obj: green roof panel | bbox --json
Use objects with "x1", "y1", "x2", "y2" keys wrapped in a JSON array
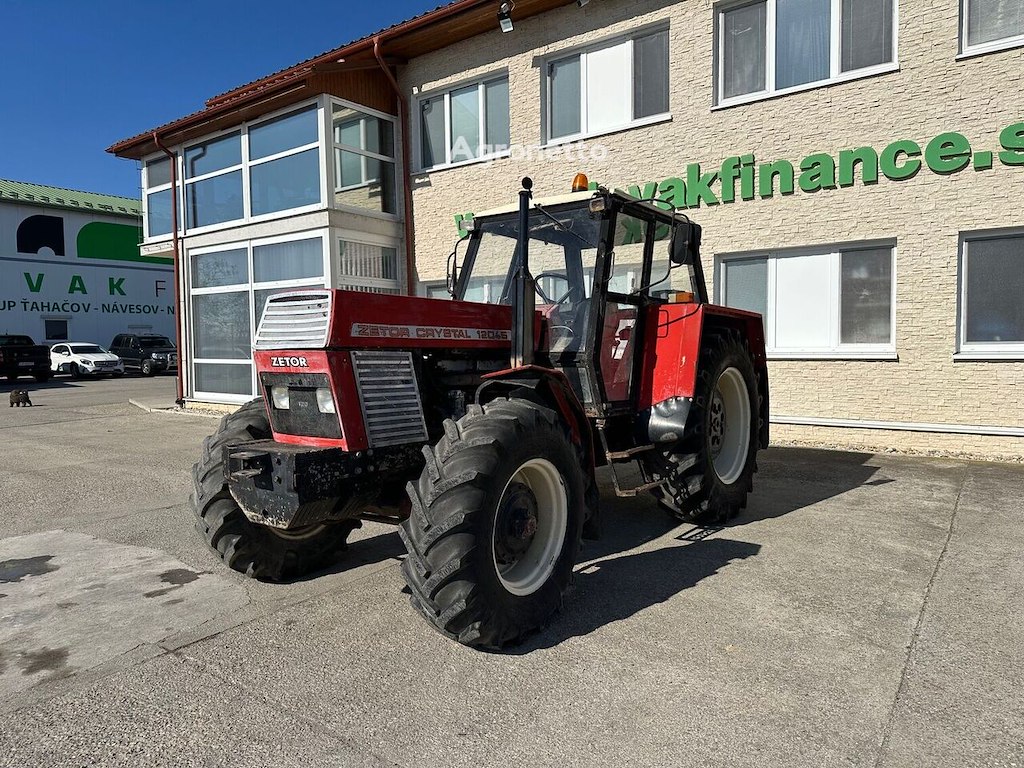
[{"x1": 0, "y1": 178, "x2": 142, "y2": 218}]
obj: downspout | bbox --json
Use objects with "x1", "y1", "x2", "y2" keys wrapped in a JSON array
[
  {"x1": 373, "y1": 36, "x2": 417, "y2": 295},
  {"x1": 152, "y1": 132, "x2": 186, "y2": 406}
]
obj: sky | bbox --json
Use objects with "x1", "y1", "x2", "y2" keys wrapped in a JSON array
[{"x1": 0, "y1": 0, "x2": 441, "y2": 200}]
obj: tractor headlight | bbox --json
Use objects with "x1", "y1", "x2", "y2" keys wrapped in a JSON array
[
  {"x1": 315, "y1": 387, "x2": 336, "y2": 414},
  {"x1": 271, "y1": 385, "x2": 290, "y2": 410}
]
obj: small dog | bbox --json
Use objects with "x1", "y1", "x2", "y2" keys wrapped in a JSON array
[{"x1": 9, "y1": 390, "x2": 32, "y2": 407}]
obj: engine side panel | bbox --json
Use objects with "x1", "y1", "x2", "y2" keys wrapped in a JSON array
[{"x1": 328, "y1": 291, "x2": 522, "y2": 349}]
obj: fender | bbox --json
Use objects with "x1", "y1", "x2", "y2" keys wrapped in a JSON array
[{"x1": 638, "y1": 303, "x2": 770, "y2": 449}]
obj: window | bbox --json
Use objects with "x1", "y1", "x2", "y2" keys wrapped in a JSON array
[
  {"x1": 717, "y1": 0, "x2": 895, "y2": 105},
  {"x1": 144, "y1": 156, "x2": 176, "y2": 238},
  {"x1": 418, "y1": 75, "x2": 510, "y2": 169},
  {"x1": 959, "y1": 232, "x2": 1024, "y2": 356},
  {"x1": 719, "y1": 244, "x2": 895, "y2": 357},
  {"x1": 184, "y1": 132, "x2": 244, "y2": 229},
  {"x1": 188, "y1": 233, "x2": 328, "y2": 400},
  {"x1": 332, "y1": 102, "x2": 398, "y2": 215},
  {"x1": 336, "y1": 239, "x2": 402, "y2": 294},
  {"x1": 44, "y1": 320, "x2": 69, "y2": 342},
  {"x1": 249, "y1": 106, "x2": 321, "y2": 216},
  {"x1": 962, "y1": 0, "x2": 1024, "y2": 54},
  {"x1": 143, "y1": 100, "x2": 325, "y2": 239},
  {"x1": 547, "y1": 29, "x2": 669, "y2": 142}
]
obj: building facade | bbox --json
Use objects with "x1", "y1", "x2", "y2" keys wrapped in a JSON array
[
  {"x1": 112, "y1": 0, "x2": 1023, "y2": 459},
  {"x1": 0, "y1": 180, "x2": 173, "y2": 347}
]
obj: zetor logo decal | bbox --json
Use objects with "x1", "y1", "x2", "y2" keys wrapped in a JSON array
[
  {"x1": 351, "y1": 323, "x2": 511, "y2": 341},
  {"x1": 270, "y1": 356, "x2": 309, "y2": 367}
]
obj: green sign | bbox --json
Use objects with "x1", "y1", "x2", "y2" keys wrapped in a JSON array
[{"x1": 454, "y1": 122, "x2": 1024, "y2": 236}]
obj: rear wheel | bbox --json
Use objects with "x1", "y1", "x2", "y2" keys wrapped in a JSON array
[
  {"x1": 190, "y1": 398, "x2": 358, "y2": 581},
  {"x1": 399, "y1": 398, "x2": 585, "y2": 650},
  {"x1": 645, "y1": 331, "x2": 760, "y2": 525}
]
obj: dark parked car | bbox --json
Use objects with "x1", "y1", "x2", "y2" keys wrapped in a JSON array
[
  {"x1": 109, "y1": 334, "x2": 178, "y2": 376},
  {"x1": 0, "y1": 334, "x2": 52, "y2": 382}
]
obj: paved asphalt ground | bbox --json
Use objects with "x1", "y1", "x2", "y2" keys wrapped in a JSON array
[{"x1": 0, "y1": 375, "x2": 1021, "y2": 768}]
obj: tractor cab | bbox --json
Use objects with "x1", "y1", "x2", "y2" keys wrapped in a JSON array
[{"x1": 451, "y1": 180, "x2": 706, "y2": 416}]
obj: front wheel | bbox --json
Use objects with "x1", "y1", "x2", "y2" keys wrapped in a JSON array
[
  {"x1": 399, "y1": 398, "x2": 585, "y2": 650},
  {"x1": 645, "y1": 330, "x2": 761, "y2": 525},
  {"x1": 141, "y1": 359, "x2": 155, "y2": 376},
  {"x1": 34, "y1": 372, "x2": 51, "y2": 383},
  {"x1": 190, "y1": 398, "x2": 358, "y2": 581}
]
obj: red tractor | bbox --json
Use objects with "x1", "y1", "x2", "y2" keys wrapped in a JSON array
[{"x1": 191, "y1": 178, "x2": 768, "y2": 649}]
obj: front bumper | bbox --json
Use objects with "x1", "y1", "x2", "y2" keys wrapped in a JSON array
[
  {"x1": 225, "y1": 440, "x2": 421, "y2": 530},
  {"x1": 83, "y1": 363, "x2": 124, "y2": 375}
]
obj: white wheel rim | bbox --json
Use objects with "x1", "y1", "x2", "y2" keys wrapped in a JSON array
[
  {"x1": 709, "y1": 367, "x2": 751, "y2": 485},
  {"x1": 492, "y1": 458, "x2": 568, "y2": 597}
]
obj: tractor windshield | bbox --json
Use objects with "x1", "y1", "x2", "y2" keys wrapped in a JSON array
[{"x1": 457, "y1": 204, "x2": 601, "y2": 308}]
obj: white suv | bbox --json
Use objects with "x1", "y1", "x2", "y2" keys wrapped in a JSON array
[{"x1": 50, "y1": 343, "x2": 125, "y2": 378}]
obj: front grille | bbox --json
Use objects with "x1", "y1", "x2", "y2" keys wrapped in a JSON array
[
  {"x1": 351, "y1": 351, "x2": 428, "y2": 448},
  {"x1": 254, "y1": 290, "x2": 332, "y2": 351}
]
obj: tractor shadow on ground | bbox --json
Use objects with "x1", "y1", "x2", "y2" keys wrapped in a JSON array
[
  {"x1": 587, "y1": 445, "x2": 889, "y2": 558},
  {"x1": 512, "y1": 445, "x2": 892, "y2": 651},
  {"x1": 302, "y1": 524, "x2": 408, "y2": 582},
  {"x1": 513, "y1": 537, "x2": 763, "y2": 653},
  {"x1": 734, "y1": 445, "x2": 893, "y2": 525}
]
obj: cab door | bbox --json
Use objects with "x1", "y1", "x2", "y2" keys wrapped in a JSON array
[{"x1": 593, "y1": 210, "x2": 651, "y2": 407}]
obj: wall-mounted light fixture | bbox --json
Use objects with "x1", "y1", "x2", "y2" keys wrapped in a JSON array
[{"x1": 497, "y1": 1, "x2": 514, "y2": 33}]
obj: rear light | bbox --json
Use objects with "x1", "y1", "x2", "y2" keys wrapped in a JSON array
[
  {"x1": 315, "y1": 388, "x2": 336, "y2": 414},
  {"x1": 271, "y1": 385, "x2": 290, "y2": 410}
]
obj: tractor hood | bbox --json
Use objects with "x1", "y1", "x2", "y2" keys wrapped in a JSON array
[{"x1": 255, "y1": 289, "x2": 534, "y2": 352}]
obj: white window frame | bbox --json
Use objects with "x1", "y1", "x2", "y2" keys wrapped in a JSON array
[
  {"x1": 142, "y1": 156, "x2": 175, "y2": 241},
  {"x1": 957, "y1": 0, "x2": 1024, "y2": 58},
  {"x1": 414, "y1": 72, "x2": 511, "y2": 173},
  {"x1": 141, "y1": 98, "x2": 326, "y2": 243},
  {"x1": 247, "y1": 104, "x2": 323, "y2": 221},
  {"x1": 543, "y1": 26, "x2": 672, "y2": 146},
  {"x1": 328, "y1": 98, "x2": 401, "y2": 220},
  {"x1": 955, "y1": 230, "x2": 1024, "y2": 360},
  {"x1": 332, "y1": 229, "x2": 404, "y2": 295},
  {"x1": 716, "y1": 243, "x2": 898, "y2": 360},
  {"x1": 187, "y1": 230, "x2": 330, "y2": 403},
  {"x1": 714, "y1": 0, "x2": 899, "y2": 109},
  {"x1": 419, "y1": 280, "x2": 452, "y2": 299}
]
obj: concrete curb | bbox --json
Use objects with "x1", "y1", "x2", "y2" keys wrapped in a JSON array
[{"x1": 128, "y1": 399, "x2": 222, "y2": 418}]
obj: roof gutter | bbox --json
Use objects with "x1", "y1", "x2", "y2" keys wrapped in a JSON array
[
  {"x1": 374, "y1": 36, "x2": 417, "y2": 295},
  {"x1": 152, "y1": 132, "x2": 186, "y2": 407}
]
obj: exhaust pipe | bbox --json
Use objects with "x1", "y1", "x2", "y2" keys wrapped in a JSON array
[{"x1": 511, "y1": 177, "x2": 535, "y2": 368}]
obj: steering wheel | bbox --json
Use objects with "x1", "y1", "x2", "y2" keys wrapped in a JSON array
[{"x1": 534, "y1": 271, "x2": 572, "y2": 305}]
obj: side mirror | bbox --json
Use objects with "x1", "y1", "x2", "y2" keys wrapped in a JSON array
[
  {"x1": 446, "y1": 232, "x2": 470, "y2": 298},
  {"x1": 670, "y1": 221, "x2": 702, "y2": 265}
]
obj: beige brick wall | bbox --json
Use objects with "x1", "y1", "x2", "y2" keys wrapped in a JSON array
[{"x1": 399, "y1": 0, "x2": 1024, "y2": 459}]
